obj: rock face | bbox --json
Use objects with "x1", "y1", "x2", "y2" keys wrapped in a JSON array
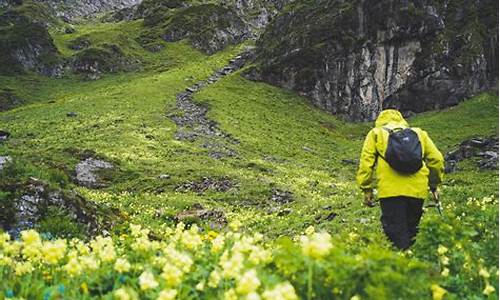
[
  {"x1": 1, "y1": 0, "x2": 143, "y2": 20},
  {"x1": 142, "y1": 4, "x2": 251, "y2": 55},
  {"x1": 250, "y1": 0, "x2": 498, "y2": 121},
  {"x1": 0, "y1": 3, "x2": 63, "y2": 76},
  {"x1": 222, "y1": 0, "x2": 294, "y2": 33}
]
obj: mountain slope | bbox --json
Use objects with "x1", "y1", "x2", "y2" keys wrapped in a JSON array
[{"x1": 0, "y1": 1, "x2": 498, "y2": 299}]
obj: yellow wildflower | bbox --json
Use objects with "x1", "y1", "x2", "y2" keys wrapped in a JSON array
[
  {"x1": 114, "y1": 288, "x2": 131, "y2": 300},
  {"x1": 305, "y1": 226, "x2": 315, "y2": 235},
  {"x1": 14, "y1": 261, "x2": 34, "y2": 276},
  {"x1": 224, "y1": 288, "x2": 238, "y2": 300},
  {"x1": 479, "y1": 267, "x2": 490, "y2": 278},
  {"x1": 64, "y1": 257, "x2": 83, "y2": 276},
  {"x1": 437, "y1": 245, "x2": 448, "y2": 255},
  {"x1": 220, "y1": 252, "x2": 244, "y2": 279},
  {"x1": 157, "y1": 289, "x2": 177, "y2": 300},
  {"x1": 76, "y1": 241, "x2": 90, "y2": 255},
  {"x1": 0, "y1": 232, "x2": 10, "y2": 247},
  {"x1": 181, "y1": 230, "x2": 202, "y2": 250},
  {"x1": 163, "y1": 247, "x2": 193, "y2": 272},
  {"x1": 208, "y1": 270, "x2": 221, "y2": 288},
  {"x1": 41, "y1": 239, "x2": 67, "y2": 265},
  {"x1": 300, "y1": 232, "x2": 332, "y2": 259},
  {"x1": 139, "y1": 271, "x2": 159, "y2": 290},
  {"x1": 80, "y1": 255, "x2": 99, "y2": 270},
  {"x1": 431, "y1": 284, "x2": 447, "y2": 300},
  {"x1": 483, "y1": 284, "x2": 495, "y2": 296},
  {"x1": 131, "y1": 236, "x2": 153, "y2": 252},
  {"x1": 114, "y1": 258, "x2": 131, "y2": 273},
  {"x1": 245, "y1": 292, "x2": 261, "y2": 300},
  {"x1": 195, "y1": 281, "x2": 205, "y2": 291},
  {"x1": 130, "y1": 224, "x2": 143, "y2": 237},
  {"x1": 248, "y1": 246, "x2": 272, "y2": 265},
  {"x1": 262, "y1": 282, "x2": 298, "y2": 300},
  {"x1": 211, "y1": 235, "x2": 225, "y2": 253},
  {"x1": 0, "y1": 254, "x2": 13, "y2": 266},
  {"x1": 229, "y1": 220, "x2": 242, "y2": 231},
  {"x1": 440, "y1": 268, "x2": 449, "y2": 277},
  {"x1": 21, "y1": 230, "x2": 41, "y2": 246},
  {"x1": 207, "y1": 230, "x2": 218, "y2": 240},
  {"x1": 81, "y1": 282, "x2": 89, "y2": 294},
  {"x1": 3, "y1": 241, "x2": 22, "y2": 256},
  {"x1": 161, "y1": 264, "x2": 183, "y2": 287},
  {"x1": 236, "y1": 269, "x2": 261, "y2": 295}
]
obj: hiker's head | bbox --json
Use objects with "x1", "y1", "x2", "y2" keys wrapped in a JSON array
[{"x1": 375, "y1": 109, "x2": 409, "y2": 128}]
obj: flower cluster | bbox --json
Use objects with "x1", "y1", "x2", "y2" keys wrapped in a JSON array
[{"x1": 0, "y1": 224, "x2": 296, "y2": 299}]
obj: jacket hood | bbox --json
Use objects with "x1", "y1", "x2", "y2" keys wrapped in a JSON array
[{"x1": 375, "y1": 109, "x2": 409, "y2": 128}]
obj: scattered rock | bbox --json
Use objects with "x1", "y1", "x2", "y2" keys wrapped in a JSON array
[
  {"x1": 176, "y1": 177, "x2": 235, "y2": 194},
  {"x1": 67, "y1": 112, "x2": 78, "y2": 117},
  {"x1": 64, "y1": 26, "x2": 76, "y2": 34},
  {"x1": 277, "y1": 208, "x2": 293, "y2": 216},
  {"x1": 324, "y1": 212, "x2": 338, "y2": 221},
  {"x1": 270, "y1": 188, "x2": 294, "y2": 204},
  {"x1": 0, "y1": 130, "x2": 10, "y2": 141},
  {"x1": 0, "y1": 88, "x2": 24, "y2": 111},
  {"x1": 0, "y1": 156, "x2": 12, "y2": 170},
  {"x1": 68, "y1": 36, "x2": 91, "y2": 50},
  {"x1": 75, "y1": 157, "x2": 114, "y2": 188},
  {"x1": 174, "y1": 204, "x2": 227, "y2": 230},
  {"x1": 445, "y1": 137, "x2": 499, "y2": 172},
  {"x1": 1, "y1": 177, "x2": 122, "y2": 238},
  {"x1": 202, "y1": 142, "x2": 238, "y2": 159},
  {"x1": 158, "y1": 174, "x2": 171, "y2": 180},
  {"x1": 358, "y1": 218, "x2": 370, "y2": 225},
  {"x1": 341, "y1": 159, "x2": 359, "y2": 165}
]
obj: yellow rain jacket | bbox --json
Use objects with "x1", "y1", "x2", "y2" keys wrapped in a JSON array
[{"x1": 356, "y1": 110, "x2": 444, "y2": 200}]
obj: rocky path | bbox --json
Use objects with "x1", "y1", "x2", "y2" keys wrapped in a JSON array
[{"x1": 169, "y1": 49, "x2": 254, "y2": 159}]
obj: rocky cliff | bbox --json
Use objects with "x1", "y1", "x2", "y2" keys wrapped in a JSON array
[
  {"x1": 0, "y1": 2, "x2": 63, "y2": 76},
  {"x1": 0, "y1": 0, "x2": 142, "y2": 20},
  {"x1": 248, "y1": 0, "x2": 498, "y2": 121}
]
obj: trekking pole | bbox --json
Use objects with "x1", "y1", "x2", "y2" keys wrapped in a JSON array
[{"x1": 427, "y1": 190, "x2": 443, "y2": 216}]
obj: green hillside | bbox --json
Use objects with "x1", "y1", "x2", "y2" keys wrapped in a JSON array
[{"x1": 0, "y1": 11, "x2": 498, "y2": 300}]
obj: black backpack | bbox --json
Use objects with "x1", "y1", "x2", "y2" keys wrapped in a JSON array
[{"x1": 378, "y1": 127, "x2": 423, "y2": 174}]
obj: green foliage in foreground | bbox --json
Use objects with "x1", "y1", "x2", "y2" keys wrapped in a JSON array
[{"x1": 0, "y1": 18, "x2": 498, "y2": 299}]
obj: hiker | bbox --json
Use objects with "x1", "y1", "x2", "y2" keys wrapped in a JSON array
[{"x1": 356, "y1": 109, "x2": 444, "y2": 250}]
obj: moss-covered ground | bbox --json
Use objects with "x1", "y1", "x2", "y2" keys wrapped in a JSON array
[{"x1": 0, "y1": 17, "x2": 498, "y2": 299}]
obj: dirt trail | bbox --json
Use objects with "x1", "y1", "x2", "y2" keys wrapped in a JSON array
[{"x1": 169, "y1": 49, "x2": 254, "y2": 159}]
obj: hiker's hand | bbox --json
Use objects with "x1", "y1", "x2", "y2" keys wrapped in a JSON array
[{"x1": 363, "y1": 189, "x2": 376, "y2": 207}]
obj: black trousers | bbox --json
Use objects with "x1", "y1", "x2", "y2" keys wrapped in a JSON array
[{"x1": 379, "y1": 197, "x2": 424, "y2": 250}]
